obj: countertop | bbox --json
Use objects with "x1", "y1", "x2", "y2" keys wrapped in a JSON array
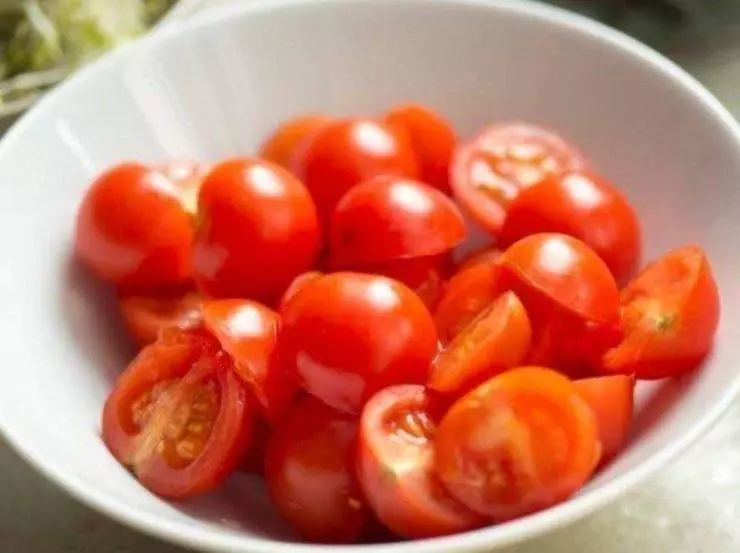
[{"x1": 4, "y1": 2, "x2": 740, "y2": 551}]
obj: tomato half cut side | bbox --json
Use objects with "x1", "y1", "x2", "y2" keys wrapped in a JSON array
[
  {"x1": 435, "y1": 367, "x2": 601, "y2": 520},
  {"x1": 265, "y1": 397, "x2": 368, "y2": 543},
  {"x1": 429, "y1": 291, "x2": 532, "y2": 396},
  {"x1": 603, "y1": 245, "x2": 720, "y2": 379},
  {"x1": 574, "y1": 375, "x2": 634, "y2": 460},
  {"x1": 118, "y1": 291, "x2": 204, "y2": 348},
  {"x1": 451, "y1": 123, "x2": 586, "y2": 235},
  {"x1": 357, "y1": 385, "x2": 483, "y2": 538},
  {"x1": 259, "y1": 115, "x2": 332, "y2": 169},
  {"x1": 102, "y1": 329, "x2": 254, "y2": 498},
  {"x1": 202, "y1": 299, "x2": 298, "y2": 423}
]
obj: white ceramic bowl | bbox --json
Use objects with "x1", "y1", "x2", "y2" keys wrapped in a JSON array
[{"x1": 0, "y1": 0, "x2": 739, "y2": 551}]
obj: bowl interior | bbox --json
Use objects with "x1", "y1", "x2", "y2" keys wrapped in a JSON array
[{"x1": 0, "y1": 0, "x2": 739, "y2": 551}]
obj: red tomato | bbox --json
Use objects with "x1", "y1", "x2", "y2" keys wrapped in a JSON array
[
  {"x1": 102, "y1": 329, "x2": 254, "y2": 498},
  {"x1": 603, "y1": 245, "x2": 720, "y2": 379},
  {"x1": 451, "y1": 123, "x2": 586, "y2": 235},
  {"x1": 291, "y1": 118, "x2": 418, "y2": 220},
  {"x1": 457, "y1": 245, "x2": 502, "y2": 272},
  {"x1": 357, "y1": 385, "x2": 482, "y2": 538},
  {"x1": 500, "y1": 170, "x2": 642, "y2": 284},
  {"x1": 118, "y1": 291, "x2": 204, "y2": 348},
  {"x1": 384, "y1": 104, "x2": 456, "y2": 194},
  {"x1": 75, "y1": 163, "x2": 194, "y2": 292},
  {"x1": 429, "y1": 292, "x2": 532, "y2": 396},
  {"x1": 435, "y1": 367, "x2": 601, "y2": 520},
  {"x1": 259, "y1": 116, "x2": 331, "y2": 169},
  {"x1": 574, "y1": 375, "x2": 634, "y2": 459},
  {"x1": 201, "y1": 299, "x2": 297, "y2": 423},
  {"x1": 192, "y1": 158, "x2": 320, "y2": 302},
  {"x1": 156, "y1": 160, "x2": 209, "y2": 216},
  {"x1": 329, "y1": 176, "x2": 466, "y2": 266},
  {"x1": 278, "y1": 271, "x2": 324, "y2": 313},
  {"x1": 265, "y1": 397, "x2": 368, "y2": 543},
  {"x1": 280, "y1": 272, "x2": 438, "y2": 413}
]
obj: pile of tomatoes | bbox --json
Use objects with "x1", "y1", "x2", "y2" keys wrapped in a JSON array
[{"x1": 74, "y1": 103, "x2": 720, "y2": 543}]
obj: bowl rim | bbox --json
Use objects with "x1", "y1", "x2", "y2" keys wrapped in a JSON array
[{"x1": 1, "y1": 0, "x2": 739, "y2": 551}]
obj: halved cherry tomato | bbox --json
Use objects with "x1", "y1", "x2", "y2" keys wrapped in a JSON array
[
  {"x1": 603, "y1": 245, "x2": 720, "y2": 379},
  {"x1": 192, "y1": 158, "x2": 320, "y2": 302},
  {"x1": 265, "y1": 396, "x2": 368, "y2": 543},
  {"x1": 280, "y1": 272, "x2": 438, "y2": 413},
  {"x1": 357, "y1": 385, "x2": 483, "y2": 538},
  {"x1": 451, "y1": 123, "x2": 586, "y2": 235},
  {"x1": 118, "y1": 291, "x2": 204, "y2": 348},
  {"x1": 574, "y1": 375, "x2": 634, "y2": 459},
  {"x1": 500, "y1": 170, "x2": 642, "y2": 284},
  {"x1": 259, "y1": 116, "x2": 331, "y2": 169},
  {"x1": 329, "y1": 176, "x2": 467, "y2": 266},
  {"x1": 435, "y1": 367, "x2": 601, "y2": 520},
  {"x1": 457, "y1": 245, "x2": 502, "y2": 272},
  {"x1": 75, "y1": 163, "x2": 194, "y2": 292},
  {"x1": 278, "y1": 271, "x2": 324, "y2": 313},
  {"x1": 384, "y1": 104, "x2": 456, "y2": 194},
  {"x1": 102, "y1": 329, "x2": 254, "y2": 498},
  {"x1": 291, "y1": 118, "x2": 418, "y2": 220},
  {"x1": 433, "y1": 261, "x2": 506, "y2": 345},
  {"x1": 201, "y1": 299, "x2": 297, "y2": 423},
  {"x1": 429, "y1": 292, "x2": 532, "y2": 396}
]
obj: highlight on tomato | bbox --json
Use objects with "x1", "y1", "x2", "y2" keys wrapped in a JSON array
[{"x1": 118, "y1": 291, "x2": 204, "y2": 348}]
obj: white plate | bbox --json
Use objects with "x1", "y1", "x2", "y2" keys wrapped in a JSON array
[{"x1": 0, "y1": 0, "x2": 739, "y2": 551}]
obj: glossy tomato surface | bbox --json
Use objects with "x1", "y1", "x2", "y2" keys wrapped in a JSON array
[
  {"x1": 102, "y1": 329, "x2": 254, "y2": 498},
  {"x1": 451, "y1": 123, "x2": 586, "y2": 235},
  {"x1": 604, "y1": 245, "x2": 720, "y2": 379},
  {"x1": 279, "y1": 272, "x2": 438, "y2": 413},
  {"x1": 357, "y1": 385, "x2": 482, "y2": 538},
  {"x1": 265, "y1": 397, "x2": 367, "y2": 543},
  {"x1": 435, "y1": 367, "x2": 601, "y2": 520},
  {"x1": 75, "y1": 163, "x2": 194, "y2": 292},
  {"x1": 192, "y1": 158, "x2": 320, "y2": 302},
  {"x1": 329, "y1": 175, "x2": 466, "y2": 266},
  {"x1": 500, "y1": 170, "x2": 642, "y2": 284},
  {"x1": 291, "y1": 118, "x2": 418, "y2": 220},
  {"x1": 119, "y1": 291, "x2": 204, "y2": 348},
  {"x1": 259, "y1": 115, "x2": 331, "y2": 169}
]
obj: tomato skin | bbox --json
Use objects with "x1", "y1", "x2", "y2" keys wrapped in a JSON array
[
  {"x1": 384, "y1": 104, "x2": 457, "y2": 194},
  {"x1": 279, "y1": 272, "x2": 438, "y2": 414},
  {"x1": 429, "y1": 291, "x2": 532, "y2": 396},
  {"x1": 102, "y1": 329, "x2": 254, "y2": 498},
  {"x1": 291, "y1": 118, "x2": 419, "y2": 220},
  {"x1": 118, "y1": 291, "x2": 204, "y2": 348},
  {"x1": 500, "y1": 170, "x2": 642, "y2": 284},
  {"x1": 329, "y1": 176, "x2": 466, "y2": 266},
  {"x1": 574, "y1": 375, "x2": 634, "y2": 460},
  {"x1": 451, "y1": 123, "x2": 586, "y2": 235},
  {"x1": 603, "y1": 245, "x2": 720, "y2": 379},
  {"x1": 75, "y1": 163, "x2": 193, "y2": 292},
  {"x1": 435, "y1": 367, "x2": 601, "y2": 520},
  {"x1": 457, "y1": 246, "x2": 502, "y2": 272},
  {"x1": 192, "y1": 158, "x2": 320, "y2": 302},
  {"x1": 265, "y1": 397, "x2": 368, "y2": 543},
  {"x1": 259, "y1": 116, "x2": 331, "y2": 169},
  {"x1": 357, "y1": 385, "x2": 483, "y2": 538},
  {"x1": 278, "y1": 271, "x2": 324, "y2": 314},
  {"x1": 202, "y1": 299, "x2": 298, "y2": 423}
]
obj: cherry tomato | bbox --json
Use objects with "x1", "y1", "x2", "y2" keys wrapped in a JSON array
[
  {"x1": 451, "y1": 123, "x2": 586, "y2": 235},
  {"x1": 278, "y1": 271, "x2": 324, "y2": 313},
  {"x1": 357, "y1": 385, "x2": 483, "y2": 538},
  {"x1": 435, "y1": 367, "x2": 601, "y2": 520},
  {"x1": 429, "y1": 292, "x2": 532, "y2": 396},
  {"x1": 118, "y1": 291, "x2": 204, "y2": 348},
  {"x1": 75, "y1": 163, "x2": 194, "y2": 292},
  {"x1": 384, "y1": 104, "x2": 456, "y2": 194},
  {"x1": 500, "y1": 170, "x2": 642, "y2": 284},
  {"x1": 291, "y1": 118, "x2": 418, "y2": 220},
  {"x1": 329, "y1": 176, "x2": 467, "y2": 266},
  {"x1": 265, "y1": 396, "x2": 368, "y2": 543},
  {"x1": 280, "y1": 272, "x2": 438, "y2": 413},
  {"x1": 102, "y1": 329, "x2": 254, "y2": 498},
  {"x1": 574, "y1": 375, "x2": 634, "y2": 459},
  {"x1": 202, "y1": 299, "x2": 298, "y2": 423},
  {"x1": 457, "y1": 245, "x2": 502, "y2": 272},
  {"x1": 192, "y1": 158, "x2": 320, "y2": 302},
  {"x1": 603, "y1": 245, "x2": 720, "y2": 379},
  {"x1": 259, "y1": 116, "x2": 331, "y2": 169},
  {"x1": 156, "y1": 160, "x2": 208, "y2": 215}
]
